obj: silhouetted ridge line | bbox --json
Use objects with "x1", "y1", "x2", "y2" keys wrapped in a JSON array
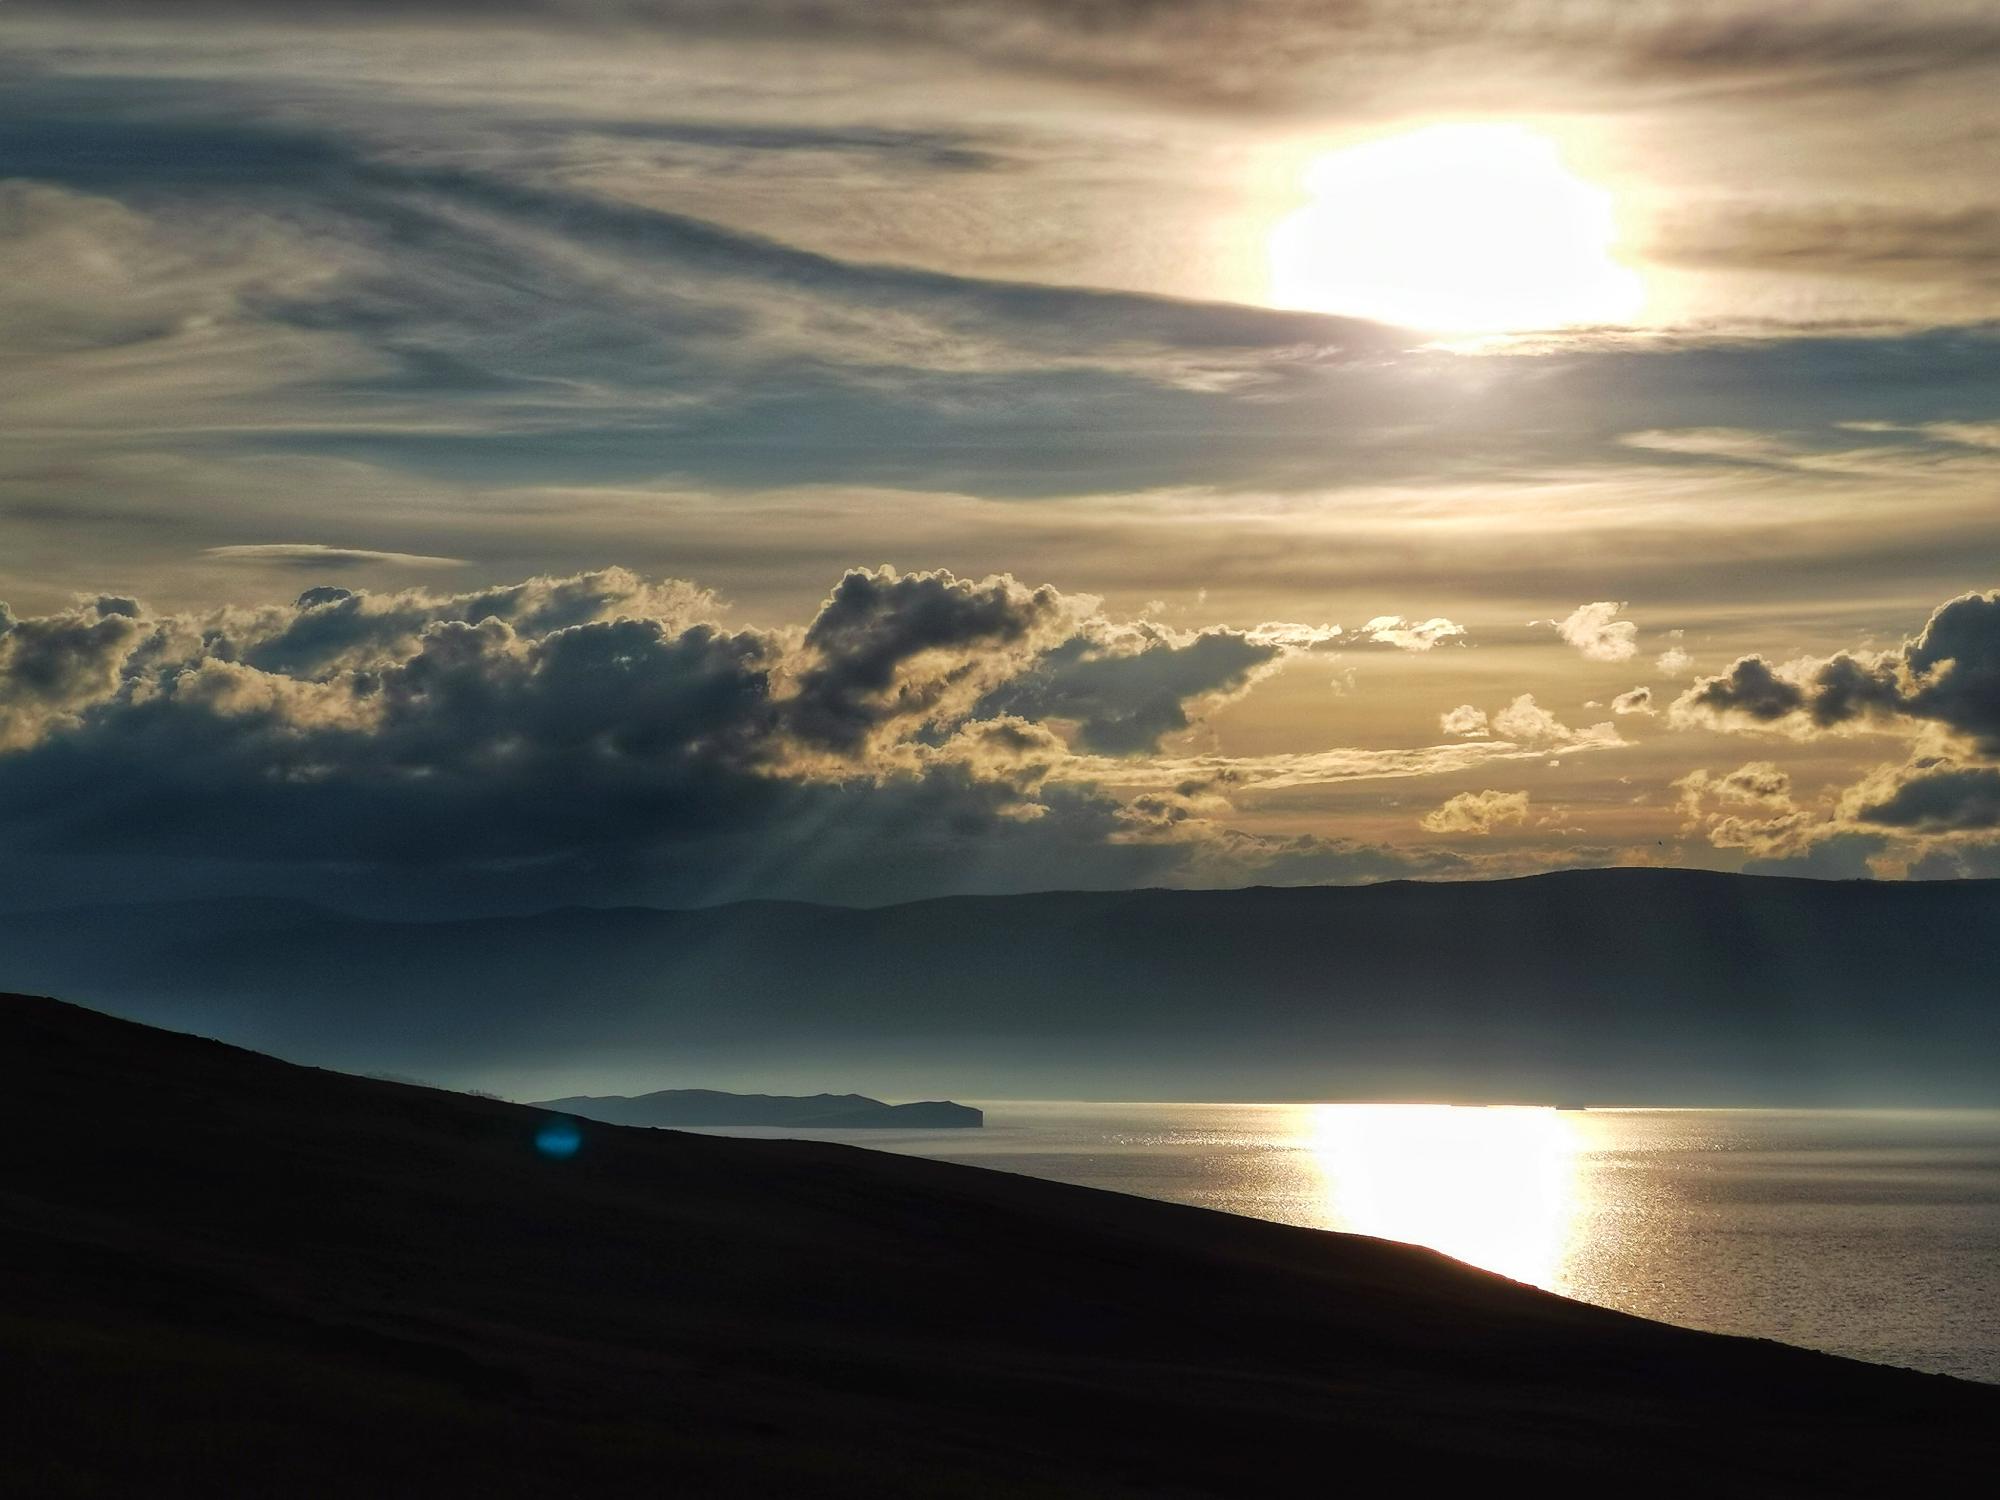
[{"x1": 6, "y1": 868, "x2": 1998, "y2": 1103}]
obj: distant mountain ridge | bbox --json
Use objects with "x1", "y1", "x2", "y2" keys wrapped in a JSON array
[
  {"x1": 4, "y1": 868, "x2": 1999, "y2": 1102},
  {"x1": 533, "y1": 1088, "x2": 981, "y2": 1129}
]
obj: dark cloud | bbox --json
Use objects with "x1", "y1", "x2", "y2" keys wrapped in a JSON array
[
  {"x1": 234, "y1": 569, "x2": 713, "y2": 677},
  {"x1": 1651, "y1": 205, "x2": 2000, "y2": 286},
  {"x1": 28, "y1": 2, "x2": 2000, "y2": 106},
  {"x1": 789, "y1": 567, "x2": 1069, "y2": 752},
  {"x1": 1852, "y1": 764, "x2": 2000, "y2": 832},
  {"x1": 1741, "y1": 831, "x2": 1888, "y2": 881},
  {"x1": 0, "y1": 597, "x2": 150, "y2": 745},
  {"x1": 1806, "y1": 652, "x2": 1908, "y2": 728},
  {"x1": 0, "y1": 612, "x2": 783, "y2": 866},
  {"x1": 1906, "y1": 840, "x2": 2000, "y2": 880},
  {"x1": 1676, "y1": 652, "x2": 1886, "y2": 729},
  {"x1": 526, "y1": 116, "x2": 1002, "y2": 172},
  {"x1": 0, "y1": 566, "x2": 1462, "y2": 906},
  {"x1": 1675, "y1": 589, "x2": 2000, "y2": 751},
  {"x1": 1617, "y1": 5, "x2": 2000, "y2": 91},
  {"x1": 1902, "y1": 589, "x2": 2000, "y2": 752},
  {"x1": 976, "y1": 626, "x2": 1278, "y2": 754}
]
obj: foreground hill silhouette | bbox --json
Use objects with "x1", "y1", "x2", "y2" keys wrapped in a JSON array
[
  {"x1": 5, "y1": 869, "x2": 2000, "y2": 1100},
  {"x1": 3, "y1": 994, "x2": 1994, "y2": 1496},
  {"x1": 532, "y1": 1087, "x2": 982, "y2": 1128}
]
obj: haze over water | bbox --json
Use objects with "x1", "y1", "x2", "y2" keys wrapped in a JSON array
[{"x1": 703, "y1": 1104, "x2": 2000, "y2": 1384}]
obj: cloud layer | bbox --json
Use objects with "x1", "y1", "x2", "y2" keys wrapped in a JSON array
[{"x1": 0, "y1": 566, "x2": 1545, "y2": 907}]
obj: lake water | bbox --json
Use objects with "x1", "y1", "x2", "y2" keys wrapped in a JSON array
[{"x1": 696, "y1": 1103, "x2": 2000, "y2": 1383}]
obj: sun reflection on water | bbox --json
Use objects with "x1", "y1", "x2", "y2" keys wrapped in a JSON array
[{"x1": 1303, "y1": 1104, "x2": 1584, "y2": 1288}]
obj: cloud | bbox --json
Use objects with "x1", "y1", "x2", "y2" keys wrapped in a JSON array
[
  {"x1": 1846, "y1": 760, "x2": 2000, "y2": 832},
  {"x1": 1420, "y1": 789, "x2": 1529, "y2": 836},
  {"x1": 205, "y1": 544, "x2": 470, "y2": 569},
  {"x1": 1648, "y1": 202, "x2": 2000, "y2": 287},
  {"x1": 966, "y1": 610, "x2": 1458, "y2": 756},
  {"x1": 1677, "y1": 761, "x2": 1794, "y2": 811},
  {"x1": 32, "y1": 2, "x2": 2000, "y2": 112},
  {"x1": 1900, "y1": 589, "x2": 2000, "y2": 752},
  {"x1": 974, "y1": 622, "x2": 1281, "y2": 755},
  {"x1": 1742, "y1": 832, "x2": 1890, "y2": 880},
  {"x1": 1439, "y1": 704, "x2": 1489, "y2": 737},
  {"x1": 1655, "y1": 646, "x2": 1694, "y2": 677},
  {"x1": 0, "y1": 595, "x2": 151, "y2": 750},
  {"x1": 1674, "y1": 655, "x2": 1811, "y2": 728},
  {"x1": 1543, "y1": 601, "x2": 1639, "y2": 662},
  {"x1": 1671, "y1": 758, "x2": 1900, "y2": 877},
  {"x1": 1667, "y1": 736, "x2": 2000, "y2": 878},
  {"x1": 1612, "y1": 686, "x2": 1655, "y2": 715},
  {"x1": 1490, "y1": 693, "x2": 1624, "y2": 750},
  {"x1": 1673, "y1": 761, "x2": 1828, "y2": 862},
  {"x1": 0, "y1": 563, "x2": 1524, "y2": 907},
  {"x1": 1906, "y1": 838, "x2": 2000, "y2": 880},
  {"x1": 1672, "y1": 588, "x2": 2000, "y2": 752},
  {"x1": 1356, "y1": 615, "x2": 1465, "y2": 652}
]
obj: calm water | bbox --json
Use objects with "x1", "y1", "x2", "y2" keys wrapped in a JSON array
[{"x1": 698, "y1": 1104, "x2": 2000, "y2": 1383}]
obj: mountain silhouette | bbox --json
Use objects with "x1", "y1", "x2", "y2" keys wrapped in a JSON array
[{"x1": 4, "y1": 869, "x2": 1997, "y2": 1102}]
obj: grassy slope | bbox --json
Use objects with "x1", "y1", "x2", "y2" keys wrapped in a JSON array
[{"x1": 2, "y1": 992, "x2": 1994, "y2": 1496}]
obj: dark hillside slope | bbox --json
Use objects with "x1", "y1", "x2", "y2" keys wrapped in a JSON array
[{"x1": 2, "y1": 993, "x2": 1995, "y2": 1496}]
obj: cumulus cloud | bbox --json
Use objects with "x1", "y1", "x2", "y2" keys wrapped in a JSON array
[
  {"x1": 0, "y1": 595, "x2": 152, "y2": 750},
  {"x1": 1490, "y1": 693, "x2": 1624, "y2": 750},
  {"x1": 1672, "y1": 588, "x2": 2000, "y2": 752},
  {"x1": 1544, "y1": 601, "x2": 1639, "y2": 662},
  {"x1": 1439, "y1": 704, "x2": 1489, "y2": 736},
  {"x1": 1844, "y1": 758, "x2": 2000, "y2": 833},
  {"x1": 975, "y1": 622, "x2": 1281, "y2": 755},
  {"x1": 1612, "y1": 686, "x2": 1655, "y2": 715},
  {"x1": 1420, "y1": 789, "x2": 1529, "y2": 835},
  {"x1": 0, "y1": 564, "x2": 1510, "y2": 906},
  {"x1": 1356, "y1": 615, "x2": 1465, "y2": 652},
  {"x1": 1668, "y1": 731, "x2": 2000, "y2": 878},
  {"x1": 1675, "y1": 654, "x2": 1809, "y2": 727},
  {"x1": 1676, "y1": 761, "x2": 1794, "y2": 811},
  {"x1": 1673, "y1": 761, "x2": 1826, "y2": 861},
  {"x1": 962, "y1": 608, "x2": 1462, "y2": 757},
  {"x1": 233, "y1": 568, "x2": 723, "y2": 679},
  {"x1": 787, "y1": 566, "x2": 1078, "y2": 753},
  {"x1": 1670, "y1": 758, "x2": 1895, "y2": 877},
  {"x1": 1655, "y1": 646, "x2": 1694, "y2": 677}
]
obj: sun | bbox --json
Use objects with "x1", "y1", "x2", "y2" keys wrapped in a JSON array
[{"x1": 1268, "y1": 123, "x2": 1644, "y2": 335}]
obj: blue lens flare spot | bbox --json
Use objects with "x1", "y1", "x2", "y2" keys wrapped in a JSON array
[{"x1": 535, "y1": 1116, "x2": 583, "y2": 1159}]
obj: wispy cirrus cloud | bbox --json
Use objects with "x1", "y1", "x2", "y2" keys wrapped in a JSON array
[{"x1": 206, "y1": 543, "x2": 468, "y2": 569}]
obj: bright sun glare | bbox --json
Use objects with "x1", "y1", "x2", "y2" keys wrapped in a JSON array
[
  {"x1": 1269, "y1": 123, "x2": 1643, "y2": 335},
  {"x1": 1306, "y1": 1104, "x2": 1584, "y2": 1288}
]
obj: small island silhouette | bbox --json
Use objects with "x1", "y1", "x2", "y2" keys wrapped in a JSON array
[{"x1": 530, "y1": 1087, "x2": 982, "y2": 1129}]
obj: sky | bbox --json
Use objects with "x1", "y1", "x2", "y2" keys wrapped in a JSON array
[{"x1": 3, "y1": 0, "x2": 1999, "y2": 912}]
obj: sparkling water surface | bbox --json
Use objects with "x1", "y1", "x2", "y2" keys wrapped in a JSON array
[{"x1": 694, "y1": 1104, "x2": 2000, "y2": 1383}]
